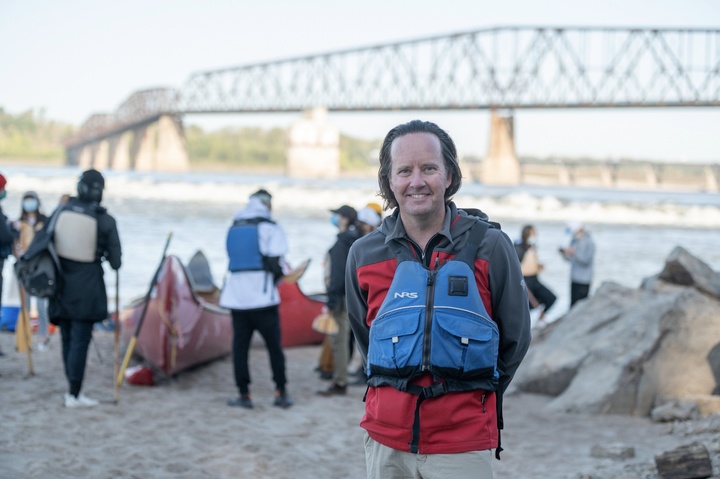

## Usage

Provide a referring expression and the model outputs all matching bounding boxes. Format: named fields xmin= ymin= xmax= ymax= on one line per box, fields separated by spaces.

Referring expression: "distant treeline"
xmin=0 ymin=108 xmax=75 ymax=159
xmin=186 ymin=124 xmax=380 ymax=169
xmin=0 ymin=107 xmax=381 ymax=169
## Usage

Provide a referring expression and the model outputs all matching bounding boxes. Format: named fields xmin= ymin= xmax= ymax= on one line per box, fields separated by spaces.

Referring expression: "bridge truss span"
xmin=180 ymin=26 xmax=720 ymax=113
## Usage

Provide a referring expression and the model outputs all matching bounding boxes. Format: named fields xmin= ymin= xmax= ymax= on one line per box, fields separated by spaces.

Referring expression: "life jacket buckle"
xmin=422 ymin=382 xmax=449 ymax=398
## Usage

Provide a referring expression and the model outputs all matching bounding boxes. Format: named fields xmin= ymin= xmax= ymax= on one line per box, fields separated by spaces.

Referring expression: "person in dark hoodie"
xmin=317 ymin=204 xmax=360 ymax=397
xmin=50 ymin=169 xmax=122 ymax=408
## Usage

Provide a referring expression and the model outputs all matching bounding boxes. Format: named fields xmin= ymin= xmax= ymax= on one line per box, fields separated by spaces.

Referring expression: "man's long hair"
xmin=377 ymin=120 xmax=462 ymax=210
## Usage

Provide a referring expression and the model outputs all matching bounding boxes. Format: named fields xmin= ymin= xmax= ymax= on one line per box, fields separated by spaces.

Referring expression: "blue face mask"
xmin=23 ymin=198 xmax=39 ymax=213
xmin=330 ymin=214 xmax=340 ymax=228
xmin=0 ymin=190 xmax=6 ymax=200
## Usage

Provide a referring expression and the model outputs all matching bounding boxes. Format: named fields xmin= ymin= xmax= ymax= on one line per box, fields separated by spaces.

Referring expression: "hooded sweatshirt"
xmin=219 ymin=197 xmax=289 ymax=310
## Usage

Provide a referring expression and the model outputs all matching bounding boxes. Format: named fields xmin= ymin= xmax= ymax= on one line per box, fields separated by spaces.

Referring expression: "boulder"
xmin=512 ymin=248 xmax=720 ymax=417
xmin=655 ymin=246 xmax=720 ymax=300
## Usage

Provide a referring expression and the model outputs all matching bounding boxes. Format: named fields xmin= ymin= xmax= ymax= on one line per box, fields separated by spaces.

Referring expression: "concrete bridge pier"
xmin=644 ymin=163 xmax=661 ymax=187
xmin=78 ymin=144 xmax=96 ymax=170
xmin=481 ymin=110 xmax=520 ymax=185
xmin=108 ymin=132 xmax=131 ymax=170
xmin=286 ymin=107 xmax=340 ymax=179
xmin=558 ymin=163 xmax=575 ymax=185
xmin=131 ymin=115 xmax=189 ymax=172
xmin=704 ymin=166 xmax=719 ymax=192
xmin=600 ymin=163 xmax=619 ymax=187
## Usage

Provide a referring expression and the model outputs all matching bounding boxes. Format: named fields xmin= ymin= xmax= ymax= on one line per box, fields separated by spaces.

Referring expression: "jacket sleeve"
xmin=346 ymin=242 xmax=369 ymax=362
xmin=0 ymin=209 xmax=14 ymax=248
xmin=573 ymin=235 xmax=595 ymax=266
xmin=326 ymin=239 xmax=350 ymax=311
xmin=487 ymin=230 xmax=532 ymax=394
xmin=104 ymin=215 xmax=122 ymax=270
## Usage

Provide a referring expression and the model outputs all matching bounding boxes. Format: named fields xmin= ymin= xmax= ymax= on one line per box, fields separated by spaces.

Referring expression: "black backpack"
xmin=14 ymin=225 xmax=61 ymax=298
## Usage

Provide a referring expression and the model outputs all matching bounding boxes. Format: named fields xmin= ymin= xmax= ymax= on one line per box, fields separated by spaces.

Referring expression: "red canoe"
xmin=119 ymin=252 xmax=326 ymax=376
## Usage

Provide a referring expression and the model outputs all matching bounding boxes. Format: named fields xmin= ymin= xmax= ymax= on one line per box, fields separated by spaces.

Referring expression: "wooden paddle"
xmin=15 ymin=284 xmax=34 ymax=377
xmin=281 ymin=258 xmax=310 ymax=284
xmin=115 ymin=232 xmax=172 ymax=395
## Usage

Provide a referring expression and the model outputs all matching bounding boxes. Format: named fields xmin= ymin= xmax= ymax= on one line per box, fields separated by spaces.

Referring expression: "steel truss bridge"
xmin=68 ymin=26 xmax=720 ymax=146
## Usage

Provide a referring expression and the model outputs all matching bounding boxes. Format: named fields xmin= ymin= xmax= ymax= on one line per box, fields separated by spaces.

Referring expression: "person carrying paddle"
xmin=49 ymin=169 xmax=122 ymax=408
xmin=220 ymin=188 xmax=293 ymax=409
xmin=346 ymin=120 xmax=531 ymax=478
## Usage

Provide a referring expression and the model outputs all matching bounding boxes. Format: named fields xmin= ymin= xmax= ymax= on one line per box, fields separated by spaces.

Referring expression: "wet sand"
xmin=0 ymin=330 xmax=715 ymax=479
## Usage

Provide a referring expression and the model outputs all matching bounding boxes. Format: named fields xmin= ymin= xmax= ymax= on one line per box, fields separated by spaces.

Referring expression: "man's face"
xmin=389 ymin=132 xmax=451 ymax=221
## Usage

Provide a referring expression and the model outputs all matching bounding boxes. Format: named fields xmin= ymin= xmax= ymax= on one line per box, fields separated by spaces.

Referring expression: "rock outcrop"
xmin=512 ymin=246 xmax=720 ymax=417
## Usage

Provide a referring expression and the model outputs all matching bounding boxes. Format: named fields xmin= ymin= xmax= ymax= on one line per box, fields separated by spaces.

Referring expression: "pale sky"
xmin=1 ymin=0 xmax=719 ymax=161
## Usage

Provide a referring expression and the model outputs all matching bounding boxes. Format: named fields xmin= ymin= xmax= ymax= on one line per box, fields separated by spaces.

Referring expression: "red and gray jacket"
xmin=346 ymin=202 xmax=531 ymax=456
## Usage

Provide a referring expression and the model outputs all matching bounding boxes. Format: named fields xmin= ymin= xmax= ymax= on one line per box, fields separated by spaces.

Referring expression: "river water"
xmin=2 ymin=165 xmax=719 ymax=324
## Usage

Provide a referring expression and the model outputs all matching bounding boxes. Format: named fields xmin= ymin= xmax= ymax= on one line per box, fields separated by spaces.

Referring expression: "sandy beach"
xmin=1 ymin=329 xmax=718 ymax=479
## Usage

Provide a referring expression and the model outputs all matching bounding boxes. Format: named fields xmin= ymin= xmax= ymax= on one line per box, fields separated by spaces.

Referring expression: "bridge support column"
xmin=643 ymin=163 xmax=661 ymax=187
xmin=78 ymin=144 xmax=95 ymax=169
xmin=286 ymin=107 xmax=340 ymax=179
xmin=94 ymin=140 xmax=110 ymax=170
xmin=600 ymin=163 xmax=618 ymax=187
xmin=559 ymin=163 xmax=574 ymax=185
xmin=481 ymin=110 xmax=520 ymax=185
xmin=109 ymin=132 xmax=131 ymax=170
xmin=130 ymin=115 xmax=189 ymax=172
xmin=704 ymin=166 xmax=719 ymax=192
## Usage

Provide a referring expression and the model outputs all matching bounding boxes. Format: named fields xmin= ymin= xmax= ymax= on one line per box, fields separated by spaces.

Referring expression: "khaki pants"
xmin=364 ymin=433 xmax=493 ymax=479
xmin=329 ymin=304 xmax=350 ymax=386
xmin=318 ymin=335 xmax=334 ymax=373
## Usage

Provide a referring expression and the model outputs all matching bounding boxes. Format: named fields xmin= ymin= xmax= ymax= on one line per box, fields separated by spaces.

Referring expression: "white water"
xmin=2 ymin=165 xmax=719 ymax=324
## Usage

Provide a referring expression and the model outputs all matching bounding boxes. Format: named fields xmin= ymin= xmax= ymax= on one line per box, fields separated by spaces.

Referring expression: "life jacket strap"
xmin=407 ymin=381 xmax=451 ymax=454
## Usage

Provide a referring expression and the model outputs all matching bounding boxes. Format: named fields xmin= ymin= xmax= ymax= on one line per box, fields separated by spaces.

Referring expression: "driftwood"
xmin=654 ymin=442 xmax=712 ymax=479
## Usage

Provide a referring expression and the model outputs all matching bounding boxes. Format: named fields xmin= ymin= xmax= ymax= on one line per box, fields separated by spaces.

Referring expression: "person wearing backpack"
xmin=346 ymin=120 xmax=531 ymax=478
xmin=220 ymin=188 xmax=293 ymax=409
xmin=12 ymin=191 xmax=51 ymax=351
xmin=49 ymin=169 xmax=122 ymax=408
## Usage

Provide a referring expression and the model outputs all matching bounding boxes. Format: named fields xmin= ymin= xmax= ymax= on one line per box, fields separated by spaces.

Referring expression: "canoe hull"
xmin=120 ymin=255 xmax=326 ymax=376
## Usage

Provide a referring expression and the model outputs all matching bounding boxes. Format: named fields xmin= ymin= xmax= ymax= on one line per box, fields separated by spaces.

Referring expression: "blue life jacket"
xmin=367 ymin=220 xmax=503 ymax=455
xmin=226 ymin=218 xmax=273 ymax=272
xmin=367 ymin=221 xmax=499 ymax=394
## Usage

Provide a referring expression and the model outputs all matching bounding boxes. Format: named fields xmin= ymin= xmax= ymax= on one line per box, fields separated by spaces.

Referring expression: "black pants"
xmin=58 ymin=319 xmax=94 ymax=397
xmin=525 ymin=275 xmax=557 ymax=312
xmin=570 ymin=282 xmax=591 ymax=307
xmin=231 ymin=306 xmax=287 ymax=396
xmin=0 ymin=257 xmax=4 ymax=310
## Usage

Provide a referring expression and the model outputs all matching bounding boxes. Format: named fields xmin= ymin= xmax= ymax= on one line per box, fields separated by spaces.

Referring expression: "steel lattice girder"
xmin=68 ymin=26 xmax=720 ymax=146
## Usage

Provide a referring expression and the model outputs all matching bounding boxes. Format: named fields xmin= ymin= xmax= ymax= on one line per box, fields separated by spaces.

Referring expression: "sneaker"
xmin=273 ymin=391 xmax=293 ymax=409
xmin=227 ymin=394 xmax=254 ymax=409
xmin=317 ymin=383 xmax=347 ymax=396
xmin=37 ymin=341 xmax=49 ymax=352
xmin=319 ymin=370 xmax=333 ymax=381
xmin=64 ymin=393 xmax=99 ymax=408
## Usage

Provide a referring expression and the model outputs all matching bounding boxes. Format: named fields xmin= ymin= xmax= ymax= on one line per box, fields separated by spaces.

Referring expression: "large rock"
xmin=512 ymin=248 xmax=720 ymax=416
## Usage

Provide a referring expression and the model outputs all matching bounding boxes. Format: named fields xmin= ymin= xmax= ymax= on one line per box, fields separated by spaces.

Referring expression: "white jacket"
xmin=219 ymin=197 xmax=288 ymax=310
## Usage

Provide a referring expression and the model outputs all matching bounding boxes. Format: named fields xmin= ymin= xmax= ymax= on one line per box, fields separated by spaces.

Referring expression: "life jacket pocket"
xmin=368 ymin=307 xmax=424 ymax=377
xmin=431 ymin=308 xmax=499 ymax=381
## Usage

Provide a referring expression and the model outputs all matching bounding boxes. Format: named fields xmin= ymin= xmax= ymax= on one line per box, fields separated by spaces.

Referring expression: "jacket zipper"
xmin=422 ymin=256 xmax=440 ymax=371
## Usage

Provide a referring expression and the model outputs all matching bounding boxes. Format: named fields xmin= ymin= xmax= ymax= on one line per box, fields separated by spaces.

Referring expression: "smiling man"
xmin=346 ymin=120 xmax=531 ymax=479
